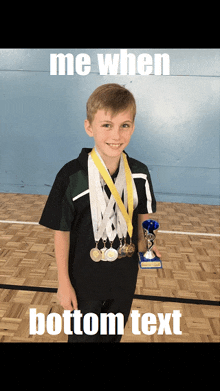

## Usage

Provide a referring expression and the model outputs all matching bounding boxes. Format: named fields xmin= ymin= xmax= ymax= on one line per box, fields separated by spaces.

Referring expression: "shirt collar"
xmin=77 ymin=147 xmax=129 ymax=179
xmin=77 ymin=148 xmax=92 ymax=171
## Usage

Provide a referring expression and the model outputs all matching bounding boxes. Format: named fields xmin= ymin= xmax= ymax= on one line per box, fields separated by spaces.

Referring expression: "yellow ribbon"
xmin=90 ymin=148 xmax=134 ymax=238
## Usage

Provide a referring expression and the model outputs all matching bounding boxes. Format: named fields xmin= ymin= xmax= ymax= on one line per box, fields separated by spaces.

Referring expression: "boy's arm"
xmin=54 ymin=230 xmax=70 ymax=282
xmin=54 ymin=230 xmax=78 ymax=311
xmin=138 ymin=214 xmax=161 ymax=257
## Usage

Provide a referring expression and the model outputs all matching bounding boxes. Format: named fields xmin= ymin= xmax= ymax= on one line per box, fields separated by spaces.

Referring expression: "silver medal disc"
xmin=105 ymin=247 xmax=118 ymax=262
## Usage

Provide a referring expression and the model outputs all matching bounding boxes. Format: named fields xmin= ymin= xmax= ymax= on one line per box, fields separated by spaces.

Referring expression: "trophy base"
xmin=139 ymin=252 xmax=162 ymax=269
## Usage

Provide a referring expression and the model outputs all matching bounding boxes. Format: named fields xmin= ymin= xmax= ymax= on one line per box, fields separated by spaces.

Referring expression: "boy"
xmin=39 ymin=83 xmax=161 ymax=342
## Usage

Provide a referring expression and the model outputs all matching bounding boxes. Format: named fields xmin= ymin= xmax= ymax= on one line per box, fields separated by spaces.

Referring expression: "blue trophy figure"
xmin=139 ymin=220 xmax=162 ymax=269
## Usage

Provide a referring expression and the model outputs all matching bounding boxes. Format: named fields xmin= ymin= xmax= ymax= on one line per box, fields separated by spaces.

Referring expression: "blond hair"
xmin=86 ymin=83 xmax=136 ymax=124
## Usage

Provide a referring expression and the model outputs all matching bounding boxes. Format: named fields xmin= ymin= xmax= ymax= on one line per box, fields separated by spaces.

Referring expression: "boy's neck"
xmin=106 ymin=159 xmax=120 ymax=176
xmin=95 ymin=147 xmax=121 ymax=176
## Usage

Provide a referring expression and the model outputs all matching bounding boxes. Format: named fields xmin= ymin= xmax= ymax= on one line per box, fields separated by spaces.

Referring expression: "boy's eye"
xmin=122 ymin=123 xmax=130 ymax=128
xmin=102 ymin=123 xmax=111 ymax=128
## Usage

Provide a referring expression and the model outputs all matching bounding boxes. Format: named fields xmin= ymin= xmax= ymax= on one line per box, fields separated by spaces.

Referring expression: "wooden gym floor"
xmin=0 ymin=193 xmax=219 ymax=342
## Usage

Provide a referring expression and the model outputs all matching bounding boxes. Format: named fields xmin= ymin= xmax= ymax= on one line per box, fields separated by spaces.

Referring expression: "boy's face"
xmin=84 ymin=109 xmax=135 ymax=162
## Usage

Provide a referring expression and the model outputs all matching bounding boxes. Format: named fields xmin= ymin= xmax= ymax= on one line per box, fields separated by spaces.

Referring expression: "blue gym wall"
xmin=0 ymin=49 xmax=219 ymax=205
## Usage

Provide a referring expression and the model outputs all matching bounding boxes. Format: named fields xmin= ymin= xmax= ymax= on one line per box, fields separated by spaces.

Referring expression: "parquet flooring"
xmin=121 ymin=299 xmax=220 ymax=342
xmin=0 ymin=193 xmax=219 ymax=342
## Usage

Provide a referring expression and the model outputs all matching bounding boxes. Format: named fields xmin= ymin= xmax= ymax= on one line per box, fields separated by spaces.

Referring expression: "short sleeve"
xmin=136 ymin=168 xmax=157 ymax=215
xmin=39 ymin=169 xmax=75 ymax=231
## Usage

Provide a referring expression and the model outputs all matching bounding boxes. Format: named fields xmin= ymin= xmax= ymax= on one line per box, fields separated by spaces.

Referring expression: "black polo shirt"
xmin=39 ymin=148 xmax=156 ymax=300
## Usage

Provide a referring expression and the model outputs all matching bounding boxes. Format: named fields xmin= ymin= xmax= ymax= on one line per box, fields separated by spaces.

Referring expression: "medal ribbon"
xmin=90 ymin=148 xmax=134 ymax=238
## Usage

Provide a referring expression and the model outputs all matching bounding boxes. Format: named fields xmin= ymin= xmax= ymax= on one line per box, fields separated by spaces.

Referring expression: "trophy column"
xmin=138 ymin=219 xmax=162 ymax=269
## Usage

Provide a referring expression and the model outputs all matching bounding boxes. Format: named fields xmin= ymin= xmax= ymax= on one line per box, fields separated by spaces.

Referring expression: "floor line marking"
xmin=0 ymin=284 xmax=219 ymax=306
xmin=0 ymin=220 xmax=39 ymax=225
xmin=159 ymin=230 xmax=220 ymax=237
xmin=0 ymin=220 xmax=219 ymax=237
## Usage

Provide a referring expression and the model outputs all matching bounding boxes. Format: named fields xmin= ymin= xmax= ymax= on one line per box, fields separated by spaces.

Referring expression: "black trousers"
xmin=68 ymin=296 xmax=133 ymax=343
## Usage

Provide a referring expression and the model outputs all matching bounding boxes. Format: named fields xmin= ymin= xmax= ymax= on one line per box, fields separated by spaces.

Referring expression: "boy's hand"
xmin=152 ymin=245 xmax=162 ymax=258
xmin=57 ymin=281 xmax=78 ymax=311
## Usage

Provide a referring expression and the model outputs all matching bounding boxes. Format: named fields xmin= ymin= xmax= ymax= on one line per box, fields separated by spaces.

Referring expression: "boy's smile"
xmin=84 ymin=109 xmax=135 ymax=173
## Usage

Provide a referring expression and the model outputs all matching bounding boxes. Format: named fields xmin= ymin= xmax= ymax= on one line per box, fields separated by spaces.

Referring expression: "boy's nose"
xmin=111 ymin=127 xmax=121 ymax=140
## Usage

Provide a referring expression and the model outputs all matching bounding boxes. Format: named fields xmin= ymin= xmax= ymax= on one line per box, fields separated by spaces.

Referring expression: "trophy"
xmin=139 ymin=219 xmax=162 ymax=269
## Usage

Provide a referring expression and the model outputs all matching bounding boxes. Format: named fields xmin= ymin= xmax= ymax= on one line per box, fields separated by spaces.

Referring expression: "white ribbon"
xmin=88 ymin=149 xmax=138 ymax=245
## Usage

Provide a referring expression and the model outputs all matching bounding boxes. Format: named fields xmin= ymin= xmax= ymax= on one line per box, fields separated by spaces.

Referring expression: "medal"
xmin=121 ymin=237 xmax=129 ymax=255
xmin=127 ymin=244 xmax=136 ymax=257
xmin=121 ymin=237 xmax=131 ymax=257
xmin=105 ymin=241 xmax=118 ymax=262
xmin=90 ymin=242 xmax=102 ymax=262
xmin=90 ymin=248 xmax=102 ymax=262
xmin=126 ymin=240 xmax=136 ymax=257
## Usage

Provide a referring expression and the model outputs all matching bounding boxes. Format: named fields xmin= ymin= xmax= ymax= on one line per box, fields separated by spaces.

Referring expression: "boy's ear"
xmin=84 ymin=119 xmax=94 ymax=138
